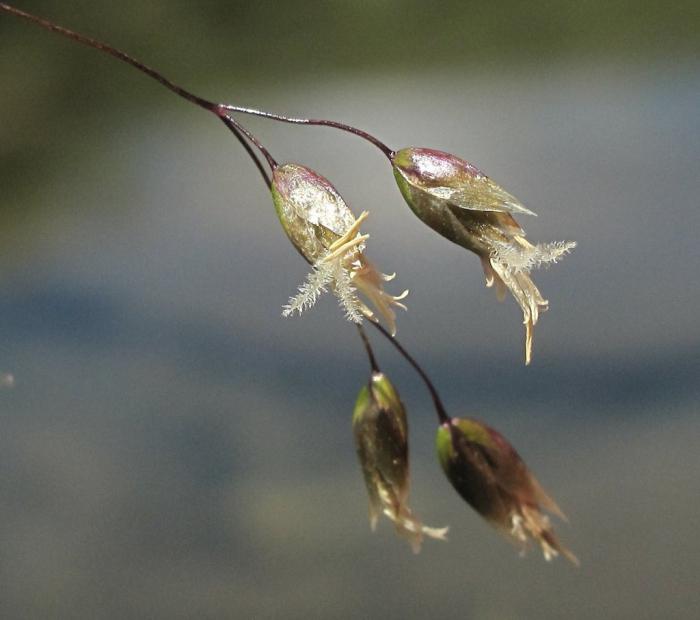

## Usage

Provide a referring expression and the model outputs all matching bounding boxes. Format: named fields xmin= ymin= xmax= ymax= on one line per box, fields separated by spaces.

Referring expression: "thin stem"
xmin=0 ymin=3 xmax=217 ymax=114
xmin=2 ymin=3 xmax=391 ymax=168
xmin=220 ymin=114 xmax=277 ymax=173
xmin=219 ymin=116 xmax=271 ymax=187
xmin=368 ymin=321 xmax=449 ymax=424
xmin=356 ymin=325 xmax=380 ymax=374
xmin=221 ymin=105 xmax=395 ymax=161
xmin=0 ymin=3 xmax=278 ymax=173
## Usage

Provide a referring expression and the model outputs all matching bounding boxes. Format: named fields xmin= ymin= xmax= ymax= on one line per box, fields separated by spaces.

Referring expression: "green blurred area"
xmin=2 ymin=0 xmax=699 ymax=144
xmin=0 ymin=0 xmax=698 ymax=240
xmin=3 ymin=1 xmax=700 ymax=81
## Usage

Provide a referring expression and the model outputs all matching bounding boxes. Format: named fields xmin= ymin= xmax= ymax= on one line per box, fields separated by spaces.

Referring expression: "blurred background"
xmin=1 ymin=1 xmax=699 ymax=618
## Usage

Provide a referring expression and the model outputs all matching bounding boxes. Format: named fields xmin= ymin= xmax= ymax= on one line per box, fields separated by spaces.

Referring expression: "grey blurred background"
xmin=1 ymin=1 xmax=699 ymax=618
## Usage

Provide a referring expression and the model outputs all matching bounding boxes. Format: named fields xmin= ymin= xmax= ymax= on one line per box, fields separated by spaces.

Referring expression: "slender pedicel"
xmin=0 ymin=3 xmax=277 ymax=175
xmin=219 ymin=116 xmax=271 ymax=187
xmin=367 ymin=321 xmax=449 ymax=425
xmin=220 ymin=105 xmax=395 ymax=160
xmin=356 ymin=326 xmax=380 ymax=374
xmin=1 ymin=4 xmax=393 ymax=165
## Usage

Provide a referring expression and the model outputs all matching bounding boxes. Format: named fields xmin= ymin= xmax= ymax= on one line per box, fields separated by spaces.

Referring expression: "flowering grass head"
xmin=272 ymin=163 xmax=408 ymax=334
xmin=436 ymin=416 xmax=578 ymax=565
xmin=392 ymin=147 xmax=575 ymax=363
xmin=1 ymin=3 xmax=583 ymax=569
xmin=353 ymin=370 xmax=448 ymax=552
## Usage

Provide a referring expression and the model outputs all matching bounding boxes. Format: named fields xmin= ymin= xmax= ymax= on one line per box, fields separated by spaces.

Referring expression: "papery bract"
xmin=272 ymin=163 xmax=407 ymax=333
xmin=436 ymin=416 xmax=578 ymax=564
xmin=353 ymin=371 xmax=447 ymax=552
xmin=392 ymin=147 xmax=575 ymax=363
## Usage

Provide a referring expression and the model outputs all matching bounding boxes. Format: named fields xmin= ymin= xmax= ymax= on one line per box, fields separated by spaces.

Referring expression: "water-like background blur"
xmin=1 ymin=2 xmax=699 ymax=618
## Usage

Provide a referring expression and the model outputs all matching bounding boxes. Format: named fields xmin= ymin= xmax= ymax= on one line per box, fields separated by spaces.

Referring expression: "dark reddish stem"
xmin=0 ymin=2 xmax=277 ymax=179
xmin=221 ymin=104 xmax=395 ymax=161
xmin=368 ymin=321 xmax=449 ymax=424
xmin=215 ymin=114 xmax=275 ymax=186
xmin=356 ymin=325 xmax=380 ymax=374
xmin=1 ymin=3 xmax=395 ymax=168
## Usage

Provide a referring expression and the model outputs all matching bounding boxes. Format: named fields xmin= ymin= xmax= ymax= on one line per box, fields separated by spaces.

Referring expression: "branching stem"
xmin=368 ymin=321 xmax=449 ymax=424
xmin=220 ymin=105 xmax=395 ymax=160
xmin=1 ymin=3 xmax=396 ymax=174
xmin=0 ymin=2 xmax=277 ymax=181
xmin=4 ymin=3 xmax=446 ymax=421
xmin=219 ymin=116 xmax=272 ymax=187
